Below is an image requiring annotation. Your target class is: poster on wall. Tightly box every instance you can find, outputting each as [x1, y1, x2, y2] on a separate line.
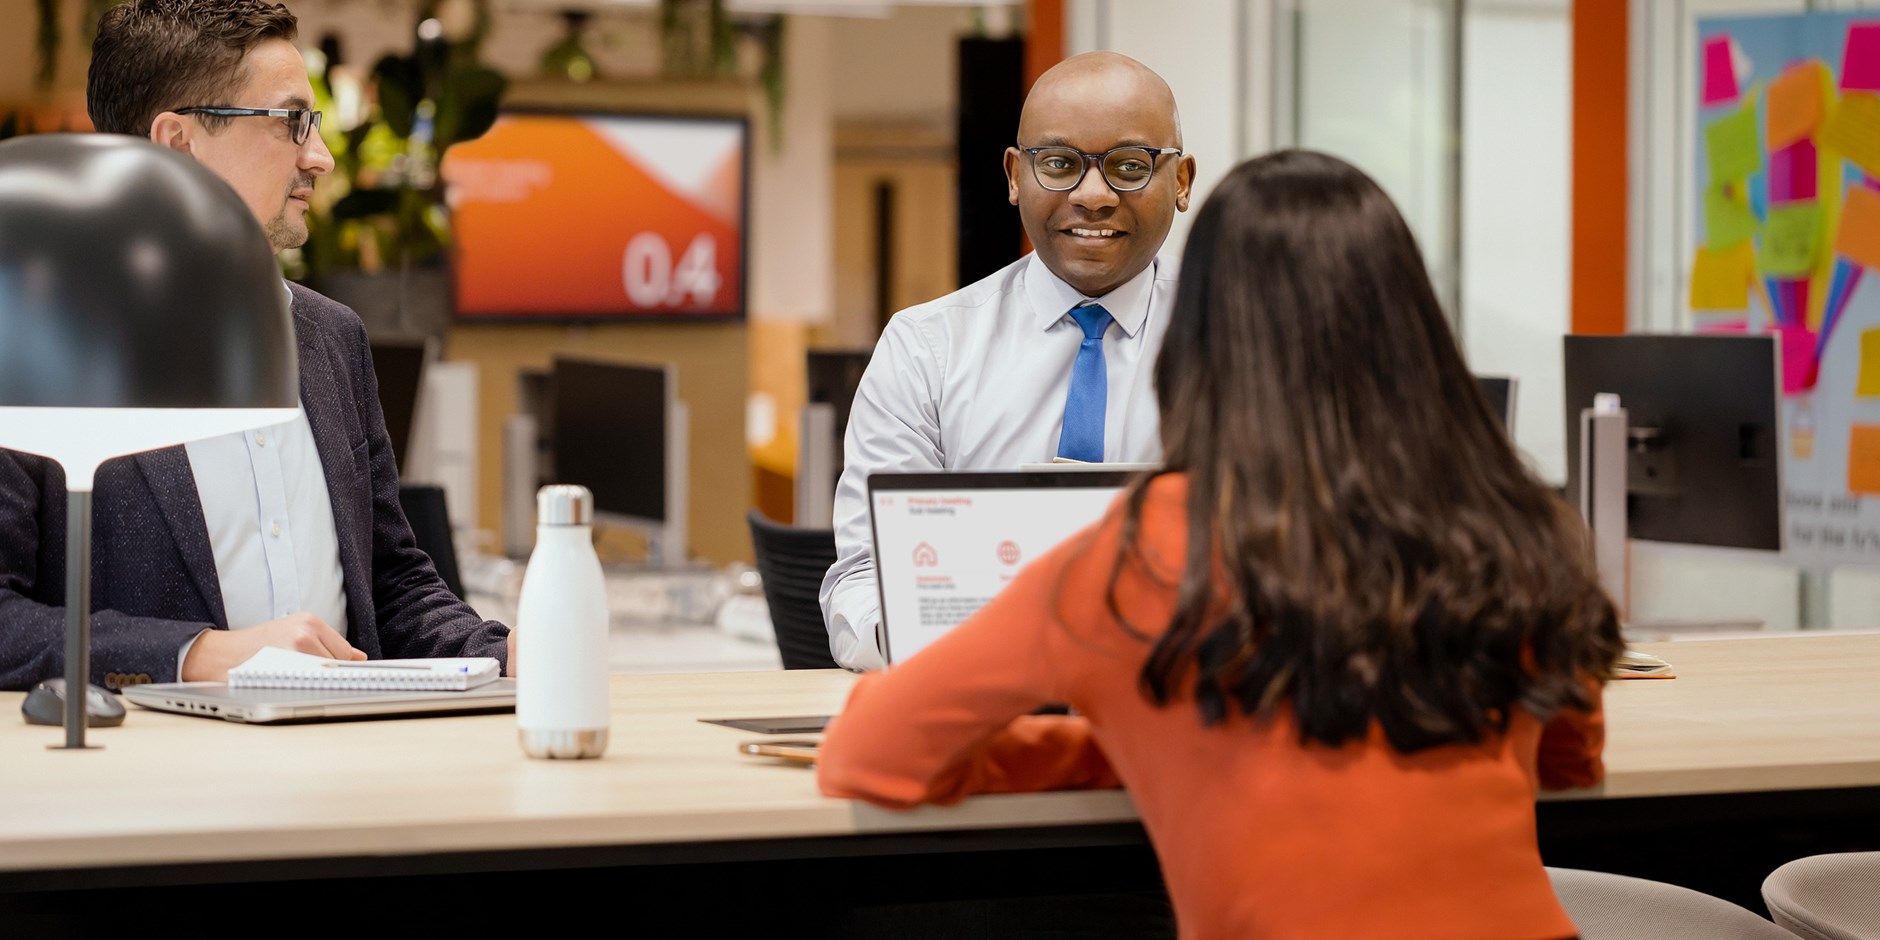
[1695, 11, 1880, 564]
[441, 111, 747, 321]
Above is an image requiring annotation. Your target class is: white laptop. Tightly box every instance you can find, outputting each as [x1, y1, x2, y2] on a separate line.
[123, 679, 517, 724]
[868, 469, 1140, 663]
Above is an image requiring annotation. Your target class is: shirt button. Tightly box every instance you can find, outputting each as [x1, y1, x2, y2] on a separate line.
[271, 522, 282, 538]
[256, 432, 268, 447]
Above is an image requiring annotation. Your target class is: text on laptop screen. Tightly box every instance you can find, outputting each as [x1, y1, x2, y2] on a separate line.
[871, 479, 1124, 662]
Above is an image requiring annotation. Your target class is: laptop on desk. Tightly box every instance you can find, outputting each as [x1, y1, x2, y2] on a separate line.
[868, 469, 1140, 664]
[124, 679, 517, 724]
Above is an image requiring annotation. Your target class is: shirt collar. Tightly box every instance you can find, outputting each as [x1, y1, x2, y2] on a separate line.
[1023, 253, 1159, 337]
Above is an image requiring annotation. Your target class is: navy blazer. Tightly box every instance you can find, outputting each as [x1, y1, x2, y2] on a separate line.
[0, 283, 508, 690]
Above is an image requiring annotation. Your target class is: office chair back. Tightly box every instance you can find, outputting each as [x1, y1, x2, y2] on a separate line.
[747, 510, 840, 670]
[400, 484, 465, 599]
[1762, 852, 1880, 940]
[1545, 868, 1794, 940]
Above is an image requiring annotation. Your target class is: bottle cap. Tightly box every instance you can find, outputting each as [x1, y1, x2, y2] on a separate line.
[536, 484, 593, 526]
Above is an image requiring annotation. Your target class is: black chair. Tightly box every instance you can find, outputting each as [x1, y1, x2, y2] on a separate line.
[400, 484, 465, 599]
[747, 509, 840, 670]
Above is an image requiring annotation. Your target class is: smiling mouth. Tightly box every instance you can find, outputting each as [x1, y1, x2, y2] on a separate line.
[1064, 227, 1125, 239]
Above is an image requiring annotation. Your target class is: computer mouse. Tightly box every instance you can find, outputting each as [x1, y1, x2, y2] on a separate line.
[21, 678, 127, 728]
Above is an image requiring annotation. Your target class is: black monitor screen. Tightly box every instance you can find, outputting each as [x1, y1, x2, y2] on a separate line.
[1475, 375, 1513, 431]
[369, 341, 427, 474]
[1563, 334, 1781, 551]
[551, 358, 669, 523]
[808, 349, 871, 454]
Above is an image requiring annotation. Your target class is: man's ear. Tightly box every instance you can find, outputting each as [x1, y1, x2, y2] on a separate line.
[148, 112, 194, 154]
[1003, 147, 1022, 206]
[1174, 154, 1197, 213]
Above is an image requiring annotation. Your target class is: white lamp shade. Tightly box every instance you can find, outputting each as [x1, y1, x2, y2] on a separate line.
[0, 407, 301, 490]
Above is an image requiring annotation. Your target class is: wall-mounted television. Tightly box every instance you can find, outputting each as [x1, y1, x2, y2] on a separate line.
[441, 110, 748, 321]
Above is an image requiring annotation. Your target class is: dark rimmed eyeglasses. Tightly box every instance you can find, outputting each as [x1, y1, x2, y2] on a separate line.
[1018, 144, 1182, 193]
[175, 107, 324, 145]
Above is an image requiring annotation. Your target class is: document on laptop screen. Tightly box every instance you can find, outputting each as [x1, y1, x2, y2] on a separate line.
[871, 479, 1124, 662]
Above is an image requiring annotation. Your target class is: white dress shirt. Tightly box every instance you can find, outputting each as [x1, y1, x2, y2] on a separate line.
[818, 253, 1173, 670]
[178, 404, 349, 671]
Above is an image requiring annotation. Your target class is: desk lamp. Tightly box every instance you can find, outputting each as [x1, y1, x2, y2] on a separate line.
[0, 134, 299, 750]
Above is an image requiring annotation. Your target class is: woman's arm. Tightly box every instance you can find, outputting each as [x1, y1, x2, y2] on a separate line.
[817, 525, 1124, 808]
[1536, 676, 1606, 790]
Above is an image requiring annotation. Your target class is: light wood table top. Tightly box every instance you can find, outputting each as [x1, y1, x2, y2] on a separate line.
[1, 632, 1876, 876]
[1580, 632, 1880, 800]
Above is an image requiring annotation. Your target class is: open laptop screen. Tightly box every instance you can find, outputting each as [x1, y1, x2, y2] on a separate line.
[868, 470, 1136, 663]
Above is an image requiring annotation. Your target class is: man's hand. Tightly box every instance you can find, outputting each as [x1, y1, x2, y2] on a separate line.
[180, 613, 365, 681]
[505, 626, 518, 677]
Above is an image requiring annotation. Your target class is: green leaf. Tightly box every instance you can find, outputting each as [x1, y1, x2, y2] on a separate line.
[332, 188, 402, 220]
[373, 54, 423, 138]
[434, 65, 506, 151]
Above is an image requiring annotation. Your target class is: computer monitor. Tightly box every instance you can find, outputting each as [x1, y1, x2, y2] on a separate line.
[369, 340, 431, 474]
[797, 349, 872, 527]
[807, 350, 871, 442]
[1474, 374, 1517, 437]
[549, 357, 689, 566]
[1562, 334, 1782, 552]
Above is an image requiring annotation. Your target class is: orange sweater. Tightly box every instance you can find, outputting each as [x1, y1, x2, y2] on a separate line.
[818, 475, 1603, 940]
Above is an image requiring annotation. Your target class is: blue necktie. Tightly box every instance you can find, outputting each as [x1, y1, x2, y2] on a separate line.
[1057, 302, 1114, 463]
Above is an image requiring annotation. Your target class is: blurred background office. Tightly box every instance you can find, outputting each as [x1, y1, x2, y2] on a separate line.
[8, 0, 1880, 666]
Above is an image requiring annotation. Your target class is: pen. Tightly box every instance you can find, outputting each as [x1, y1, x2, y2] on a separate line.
[321, 661, 430, 670]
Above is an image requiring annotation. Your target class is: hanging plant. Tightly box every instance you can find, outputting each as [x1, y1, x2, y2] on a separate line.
[300, 0, 506, 280]
[34, 0, 120, 92]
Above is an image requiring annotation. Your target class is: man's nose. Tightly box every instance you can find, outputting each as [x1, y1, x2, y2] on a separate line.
[302, 131, 335, 176]
[1068, 159, 1119, 211]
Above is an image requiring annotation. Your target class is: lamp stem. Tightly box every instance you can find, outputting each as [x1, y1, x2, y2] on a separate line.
[59, 488, 93, 750]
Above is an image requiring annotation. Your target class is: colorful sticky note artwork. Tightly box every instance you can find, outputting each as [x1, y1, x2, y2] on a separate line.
[1694, 316, 1751, 333]
[1705, 186, 1760, 249]
[1705, 105, 1763, 183]
[1777, 324, 1821, 395]
[1846, 424, 1880, 494]
[1760, 202, 1825, 277]
[1690, 242, 1755, 310]
[1768, 139, 1819, 204]
[1836, 185, 1880, 271]
[1703, 36, 1740, 107]
[1767, 63, 1826, 151]
[1859, 329, 1880, 397]
[1842, 22, 1880, 92]
[1820, 93, 1880, 178]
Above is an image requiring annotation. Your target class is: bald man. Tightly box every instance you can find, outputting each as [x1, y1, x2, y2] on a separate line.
[820, 53, 1196, 670]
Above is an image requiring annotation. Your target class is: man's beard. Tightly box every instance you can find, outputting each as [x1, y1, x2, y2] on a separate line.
[267, 174, 316, 251]
[265, 210, 306, 252]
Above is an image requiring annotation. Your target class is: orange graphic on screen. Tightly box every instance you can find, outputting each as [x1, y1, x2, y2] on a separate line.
[442, 114, 745, 318]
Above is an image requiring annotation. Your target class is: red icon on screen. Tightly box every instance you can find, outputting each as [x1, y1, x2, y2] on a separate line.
[913, 542, 939, 567]
[996, 541, 1021, 566]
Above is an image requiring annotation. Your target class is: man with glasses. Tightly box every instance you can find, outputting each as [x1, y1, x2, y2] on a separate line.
[821, 52, 1196, 671]
[0, 0, 514, 692]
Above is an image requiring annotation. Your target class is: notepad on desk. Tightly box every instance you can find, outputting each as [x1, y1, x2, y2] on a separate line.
[228, 647, 502, 691]
[1612, 648, 1676, 680]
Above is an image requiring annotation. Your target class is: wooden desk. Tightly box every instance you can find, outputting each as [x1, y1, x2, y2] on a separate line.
[1, 633, 1877, 891]
[1565, 632, 1880, 799]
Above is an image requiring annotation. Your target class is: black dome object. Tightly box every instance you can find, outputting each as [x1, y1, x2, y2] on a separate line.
[0, 133, 297, 409]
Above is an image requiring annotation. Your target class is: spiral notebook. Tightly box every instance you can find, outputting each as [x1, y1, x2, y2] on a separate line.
[227, 647, 502, 691]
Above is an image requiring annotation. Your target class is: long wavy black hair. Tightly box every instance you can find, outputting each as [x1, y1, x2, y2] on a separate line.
[1112, 150, 1623, 752]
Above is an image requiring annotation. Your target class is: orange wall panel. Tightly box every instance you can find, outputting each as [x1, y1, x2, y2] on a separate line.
[1572, 0, 1629, 335]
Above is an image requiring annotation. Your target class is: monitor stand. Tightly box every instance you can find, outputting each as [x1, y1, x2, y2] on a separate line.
[1580, 394, 1770, 637]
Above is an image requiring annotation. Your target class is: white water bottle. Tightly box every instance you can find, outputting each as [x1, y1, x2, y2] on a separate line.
[517, 485, 610, 759]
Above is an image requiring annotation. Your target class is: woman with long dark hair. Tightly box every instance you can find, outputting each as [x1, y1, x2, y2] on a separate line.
[818, 150, 1624, 939]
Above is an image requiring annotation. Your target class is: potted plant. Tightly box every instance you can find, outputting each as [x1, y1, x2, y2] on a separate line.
[297, 0, 505, 339]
